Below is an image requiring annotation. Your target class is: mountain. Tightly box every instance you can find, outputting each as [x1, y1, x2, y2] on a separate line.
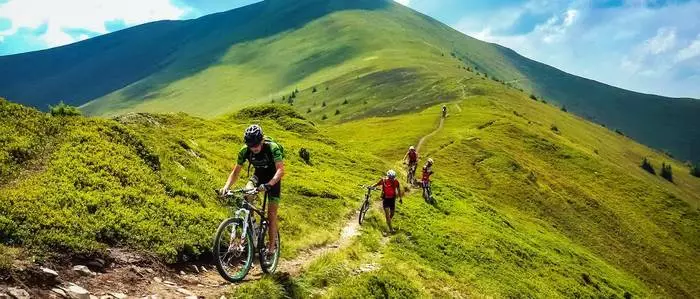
[0, 0, 698, 163]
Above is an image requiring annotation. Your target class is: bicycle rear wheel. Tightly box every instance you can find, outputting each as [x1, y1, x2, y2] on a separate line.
[358, 200, 370, 225]
[213, 218, 254, 282]
[259, 227, 281, 274]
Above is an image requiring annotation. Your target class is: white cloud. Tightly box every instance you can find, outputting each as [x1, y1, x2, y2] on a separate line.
[394, 0, 410, 6]
[676, 35, 700, 62]
[0, 0, 191, 48]
[452, 0, 700, 98]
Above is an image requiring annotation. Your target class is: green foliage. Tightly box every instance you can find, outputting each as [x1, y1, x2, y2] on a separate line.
[661, 163, 673, 182]
[322, 114, 328, 120]
[49, 101, 82, 117]
[343, 99, 348, 105]
[307, 108, 312, 113]
[322, 101, 326, 107]
[530, 94, 538, 101]
[312, 87, 318, 93]
[550, 124, 560, 133]
[691, 164, 700, 178]
[641, 158, 656, 175]
[335, 109, 341, 115]
[0, 245, 19, 272]
[561, 105, 568, 112]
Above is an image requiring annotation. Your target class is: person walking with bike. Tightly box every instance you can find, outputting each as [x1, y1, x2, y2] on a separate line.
[372, 170, 402, 233]
[403, 146, 419, 185]
[221, 124, 284, 260]
[442, 105, 447, 118]
[421, 158, 435, 202]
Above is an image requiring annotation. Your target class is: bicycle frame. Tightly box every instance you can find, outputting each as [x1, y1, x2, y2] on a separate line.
[228, 190, 269, 249]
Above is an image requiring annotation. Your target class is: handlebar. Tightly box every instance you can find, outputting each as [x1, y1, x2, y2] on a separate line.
[359, 185, 379, 191]
[214, 188, 260, 198]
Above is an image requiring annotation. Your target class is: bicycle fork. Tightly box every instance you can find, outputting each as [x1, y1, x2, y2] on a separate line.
[229, 208, 251, 252]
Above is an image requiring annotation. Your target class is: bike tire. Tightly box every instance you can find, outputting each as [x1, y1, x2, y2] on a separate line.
[213, 218, 254, 283]
[259, 228, 281, 274]
[358, 200, 370, 225]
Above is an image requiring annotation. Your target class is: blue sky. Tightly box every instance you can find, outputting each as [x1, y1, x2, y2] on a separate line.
[0, 0, 698, 98]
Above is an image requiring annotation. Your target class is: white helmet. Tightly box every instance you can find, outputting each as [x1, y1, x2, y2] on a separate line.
[387, 170, 397, 179]
[427, 158, 434, 165]
[409, 146, 415, 151]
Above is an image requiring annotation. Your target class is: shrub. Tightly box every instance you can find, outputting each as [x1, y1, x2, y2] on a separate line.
[342, 99, 348, 105]
[661, 163, 673, 182]
[550, 124, 559, 133]
[335, 109, 340, 115]
[561, 106, 568, 112]
[529, 94, 538, 101]
[49, 101, 81, 117]
[615, 129, 624, 136]
[312, 87, 317, 93]
[322, 114, 328, 120]
[307, 108, 312, 114]
[641, 158, 656, 175]
[299, 148, 311, 165]
[322, 101, 326, 107]
[690, 164, 700, 178]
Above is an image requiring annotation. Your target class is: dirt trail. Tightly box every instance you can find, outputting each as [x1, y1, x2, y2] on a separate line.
[416, 116, 445, 152]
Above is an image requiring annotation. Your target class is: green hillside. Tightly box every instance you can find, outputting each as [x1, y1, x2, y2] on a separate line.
[2, 88, 700, 297]
[0, 0, 698, 163]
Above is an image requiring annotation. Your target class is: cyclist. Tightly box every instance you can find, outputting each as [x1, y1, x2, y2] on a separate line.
[373, 170, 402, 233]
[442, 105, 447, 118]
[403, 146, 419, 184]
[421, 158, 434, 200]
[221, 124, 284, 259]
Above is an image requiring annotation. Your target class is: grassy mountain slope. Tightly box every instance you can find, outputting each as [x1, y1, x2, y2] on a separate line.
[0, 0, 697, 163]
[0, 98, 388, 262]
[2, 82, 699, 297]
[326, 87, 700, 297]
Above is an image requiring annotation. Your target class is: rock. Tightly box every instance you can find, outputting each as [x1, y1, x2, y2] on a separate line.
[184, 297, 198, 299]
[153, 277, 162, 283]
[0, 292, 9, 299]
[72, 265, 95, 277]
[139, 295, 162, 299]
[108, 293, 127, 299]
[179, 270, 186, 276]
[7, 287, 30, 299]
[52, 287, 68, 297]
[144, 268, 154, 274]
[162, 280, 176, 286]
[90, 296, 98, 299]
[220, 296, 227, 299]
[175, 288, 194, 296]
[41, 267, 59, 278]
[190, 265, 199, 273]
[200, 266, 208, 272]
[98, 296, 114, 299]
[85, 258, 106, 272]
[66, 283, 90, 299]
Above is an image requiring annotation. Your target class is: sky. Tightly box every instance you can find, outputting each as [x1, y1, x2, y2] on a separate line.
[0, 0, 698, 98]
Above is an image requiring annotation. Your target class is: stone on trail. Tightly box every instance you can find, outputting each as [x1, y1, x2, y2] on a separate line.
[65, 283, 90, 299]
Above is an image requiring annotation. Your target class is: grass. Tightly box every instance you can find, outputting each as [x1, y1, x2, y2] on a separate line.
[0, 100, 389, 262]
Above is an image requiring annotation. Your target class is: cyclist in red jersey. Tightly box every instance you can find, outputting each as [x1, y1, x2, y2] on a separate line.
[403, 146, 418, 184]
[372, 170, 402, 233]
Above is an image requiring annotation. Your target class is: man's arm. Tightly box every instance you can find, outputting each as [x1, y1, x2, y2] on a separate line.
[267, 161, 285, 186]
[223, 164, 243, 192]
[372, 178, 383, 187]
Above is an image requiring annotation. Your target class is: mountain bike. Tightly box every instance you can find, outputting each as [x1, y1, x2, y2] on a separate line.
[406, 162, 417, 186]
[358, 185, 378, 225]
[213, 185, 280, 283]
[422, 180, 435, 204]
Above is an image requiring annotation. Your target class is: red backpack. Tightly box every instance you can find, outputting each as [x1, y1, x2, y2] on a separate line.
[382, 178, 398, 198]
[408, 151, 417, 162]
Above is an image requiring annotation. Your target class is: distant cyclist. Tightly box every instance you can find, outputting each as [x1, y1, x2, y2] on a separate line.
[442, 105, 447, 118]
[221, 124, 284, 259]
[373, 170, 402, 233]
[403, 146, 418, 184]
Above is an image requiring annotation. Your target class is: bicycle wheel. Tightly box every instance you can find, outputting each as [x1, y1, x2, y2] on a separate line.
[213, 218, 254, 283]
[259, 227, 281, 274]
[358, 199, 370, 225]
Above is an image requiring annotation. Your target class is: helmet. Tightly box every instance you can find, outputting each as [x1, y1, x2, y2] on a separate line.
[409, 146, 415, 151]
[427, 158, 434, 165]
[387, 170, 397, 179]
[244, 124, 264, 146]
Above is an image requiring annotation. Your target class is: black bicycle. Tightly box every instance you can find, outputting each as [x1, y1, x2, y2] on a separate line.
[406, 162, 417, 186]
[358, 185, 378, 225]
[213, 185, 280, 283]
[422, 180, 435, 204]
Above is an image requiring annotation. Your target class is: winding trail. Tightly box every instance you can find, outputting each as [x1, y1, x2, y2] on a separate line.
[417, 116, 445, 152]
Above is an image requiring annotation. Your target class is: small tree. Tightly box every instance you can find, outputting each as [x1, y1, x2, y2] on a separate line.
[661, 162, 673, 182]
[690, 164, 700, 178]
[529, 94, 538, 101]
[322, 101, 326, 107]
[307, 108, 312, 113]
[335, 109, 340, 115]
[561, 106, 568, 112]
[322, 114, 328, 120]
[49, 101, 81, 117]
[342, 99, 348, 105]
[550, 124, 560, 133]
[364, 100, 368, 105]
[312, 87, 317, 93]
[295, 88, 299, 93]
[641, 158, 656, 175]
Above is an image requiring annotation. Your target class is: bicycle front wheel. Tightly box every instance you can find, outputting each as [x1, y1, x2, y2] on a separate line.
[259, 228, 281, 274]
[358, 200, 370, 225]
[213, 218, 254, 283]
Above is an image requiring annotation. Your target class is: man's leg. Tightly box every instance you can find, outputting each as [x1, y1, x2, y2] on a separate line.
[383, 198, 393, 232]
[267, 202, 278, 252]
